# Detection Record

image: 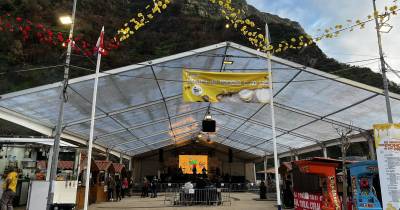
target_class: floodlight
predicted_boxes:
[59,16,72,25]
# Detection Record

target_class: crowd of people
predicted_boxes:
[106,176,132,202]
[140,177,158,198]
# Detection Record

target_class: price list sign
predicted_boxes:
[374,123,400,210]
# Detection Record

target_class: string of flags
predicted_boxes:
[0,0,398,57]
[210,0,399,53]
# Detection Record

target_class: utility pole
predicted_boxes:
[372,0,393,123]
[46,0,77,209]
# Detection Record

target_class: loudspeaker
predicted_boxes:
[202,119,216,132]
[159,149,164,162]
[228,149,233,163]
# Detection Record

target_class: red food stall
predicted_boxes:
[292,159,342,210]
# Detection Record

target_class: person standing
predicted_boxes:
[201,167,207,178]
[108,176,116,201]
[128,177,133,197]
[141,177,149,198]
[150,177,158,198]
[192,165,197,178]
[115,176,122,201]
[122,177,128,198]
[259,181,267,199]
[1,167,18,210]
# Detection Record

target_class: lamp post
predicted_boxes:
[372,0,393,123]
[46,0,78,209]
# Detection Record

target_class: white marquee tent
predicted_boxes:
[0,42,399,159]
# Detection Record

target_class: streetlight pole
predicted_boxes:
[372,0,393,123]
[265,22,282,210]
[46,0,78,209]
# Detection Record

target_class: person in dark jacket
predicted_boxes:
[260,181,267,199]
[115,176,122,201]
[150,177,158,198]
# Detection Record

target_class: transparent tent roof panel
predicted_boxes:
[275,71,377,116]
[66,116,123,138]
[69,67,163,113]
[0,87,104,125]
[112,102,168,128]
[1,42,399,157]
[253,105,317,131]
[329,95,400,129]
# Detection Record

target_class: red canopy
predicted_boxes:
[111,163,125,173]
[36,160,74,170]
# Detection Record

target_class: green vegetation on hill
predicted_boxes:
[1,0,399,95]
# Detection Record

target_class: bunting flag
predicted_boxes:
[182,69,270,103]
[94,26,106,55]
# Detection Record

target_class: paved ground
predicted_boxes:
[88,193,278,210]
[15,192,279,210]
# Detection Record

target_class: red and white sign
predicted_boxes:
[294,192,323,210]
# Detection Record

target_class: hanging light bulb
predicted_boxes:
[205,113,212,120]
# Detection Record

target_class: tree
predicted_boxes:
[333,123,354,210]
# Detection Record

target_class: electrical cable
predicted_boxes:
[0,65,64,76]
[385,61,400,80]
[69,62,383,85]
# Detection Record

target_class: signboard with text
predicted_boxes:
[294,192,323,210]
[374,123,400,210]
[182,69,270,103]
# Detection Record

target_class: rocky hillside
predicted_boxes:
[0,0,399,135]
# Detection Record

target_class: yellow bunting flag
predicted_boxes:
[182,69,270,103]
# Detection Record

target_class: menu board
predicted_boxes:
[374,123,400,210]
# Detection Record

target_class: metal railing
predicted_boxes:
[164,188,231,206]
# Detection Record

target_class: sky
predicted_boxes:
[246,0,400,84]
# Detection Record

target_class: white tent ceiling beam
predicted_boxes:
[150,65,177,143]
[1,42,399,158]
[211,107,321,144]
[277,134,369,158]
[95,106,208,139]
[237,93,380,152]
[122,129,200,154]
[228,42,400,100]
[0,137,77,147]
[0,43,229,102]
[65,94,181,127]
[215,133,272,154]
[68,86,154,151]
[109,120,201,148]
[273,102,365,132]
[215,134,271,155]
[217,125,293,150]
[2,41,399,102]
[216,125,291,151]
[0,107,129,159]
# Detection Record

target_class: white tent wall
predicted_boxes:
[0,42,399,159]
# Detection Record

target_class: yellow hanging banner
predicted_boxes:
[182,69,270,103]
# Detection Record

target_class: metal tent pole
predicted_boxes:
[264,154,268,182]
[265,22,282,210]
[83,27,104,210]
[264,155,269,199]
[46,0,77,209]
[372,0,393,123]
